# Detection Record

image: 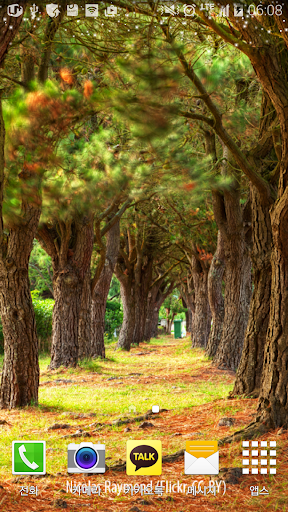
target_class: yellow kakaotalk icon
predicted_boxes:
[126,441,162,475]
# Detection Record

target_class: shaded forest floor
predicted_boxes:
[0,336,287,511]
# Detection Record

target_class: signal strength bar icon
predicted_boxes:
[85,4,99,17]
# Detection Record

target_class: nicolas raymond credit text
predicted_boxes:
[66,479,226,497]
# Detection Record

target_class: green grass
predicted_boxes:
[0,336,234,478]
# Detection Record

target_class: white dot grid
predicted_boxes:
[242,441,276,474]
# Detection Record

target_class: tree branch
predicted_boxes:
[161,26,273,204]
[29,263,54,298]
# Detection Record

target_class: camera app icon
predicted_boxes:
[67,442,105,473]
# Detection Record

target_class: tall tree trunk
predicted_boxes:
[214,234,252,370]
[78,268,92,360]
[0,94,41,408]
[0,6,23,66]
[132,287,145,346]
[181,296,192,333]
[48,220,94,369]
[50,265,83,369]
[200,2,288,427]
[206,231,225,358]
[144,280,175,341]
[233,186,272,396]
[191,257,211,348]
[257,192,288,428]
[133,259,153,345]
[182,281,195,337]
[150,308,160,338]
[90,220,120,358]
[0,206,41,408]
[186,308,192,334]
[117,281,136,351]
[143,287,158,342]
[167,313,175,335]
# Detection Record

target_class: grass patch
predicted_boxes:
[0,336,235,479]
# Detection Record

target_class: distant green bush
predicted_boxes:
[31,291,54,344]
[0,293,123,353]
[105,301,123,340]
[0,291,54,353]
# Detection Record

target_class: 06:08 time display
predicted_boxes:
[247,3,283,15]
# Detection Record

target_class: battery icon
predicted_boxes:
[234,4,244,17]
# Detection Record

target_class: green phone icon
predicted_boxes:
[12,441,46,475]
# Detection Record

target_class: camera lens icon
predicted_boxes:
[68,442,105,473]
[75,446,97,470]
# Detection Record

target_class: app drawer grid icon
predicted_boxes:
[242,440,276,475]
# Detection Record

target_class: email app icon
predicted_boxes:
[184,441,219,475]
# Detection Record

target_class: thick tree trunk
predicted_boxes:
[150,308,160,338]
[186,308,192,334]
[90,221,120,358]
[240,40,288,427]
[133,288,147,345]
[167,314,175,335]
[90,291,106,358]
[78,268,92,360]
[0,6,23,66]
[0,206,41,408]
[214,236,252,371]
[181,295,192,334]
[50,265,83,369]
[143,286,159,341]
[191,258,211,348]
[144,280,175,341]
[48,221,94,369]
[117,281,135,351]
[257,180,288,428]
[182,285,195,337]
[233,186,272,396]
[206,231,225,358]
[132,259,153,345]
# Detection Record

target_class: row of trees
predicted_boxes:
[1,2,288,435]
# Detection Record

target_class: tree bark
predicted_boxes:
[0,6,24,67]
[181,295,192,333]
[206,231,225,358]
[78,268,92,360]
[186,308,192,334]
[211,143,252,371]
[182,278,195,337]
[191,257,211,348]
[213,226,252,370]
[256,194,288,427]
[144,279,175,341]
[150,308,160,338]
[0,205,41,408]
[90,220,120,358]
[50,265,84,368]
[232,194,272,396]
[166,312,176,335]
[132,257,153,345]
[37,218,94,369]
[117,280,136,351]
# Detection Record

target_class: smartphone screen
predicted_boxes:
[0,1,286,511]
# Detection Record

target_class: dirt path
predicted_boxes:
[0,337,286,511]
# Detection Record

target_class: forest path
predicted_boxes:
[0,336,286,511]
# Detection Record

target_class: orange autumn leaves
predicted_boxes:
[59,67,93,98]
[183,182,196,191]
[197,245,213,262]
[59,67,74,85]
[84,80,93,98]
[7,83,94,182]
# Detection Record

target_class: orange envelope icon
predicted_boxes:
[184,441,219,475]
